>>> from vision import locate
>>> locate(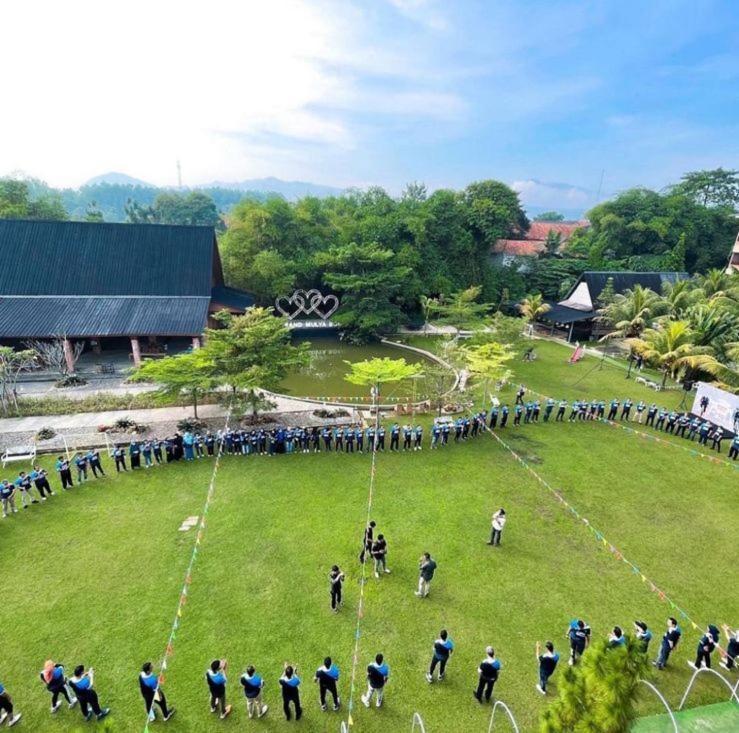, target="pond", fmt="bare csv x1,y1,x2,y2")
277,335,451,403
